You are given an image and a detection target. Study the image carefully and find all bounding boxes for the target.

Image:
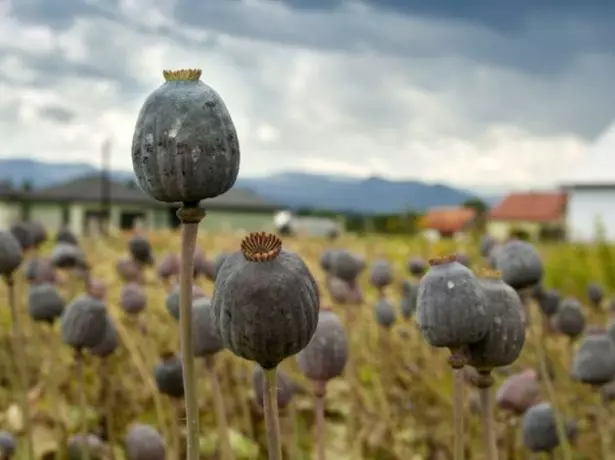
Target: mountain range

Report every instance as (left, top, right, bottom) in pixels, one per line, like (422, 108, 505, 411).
(0, 158, 503, 214)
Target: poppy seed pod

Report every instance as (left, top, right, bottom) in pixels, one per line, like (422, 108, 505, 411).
(495, 240, 543, 290)
(407, 257, 427, 278)
(60, 294, 108, 350)
(479, 234, 497, 258)
(88, 278, 106, 301)
(455, 252, 471, 268)
(467, 271, 526, 371)
(0, 231, 23, 278)
(131, 68, 240, 203)
(154, 353, 184, 399)
(192, 296, 224, 357)
(10, 222, 33, 251)
(554, 298, 586, 340)
(522, 402, 574, 453)
(67, 434, 105, 459)
(120, 283, 147, 315)
(27, 221, 47, 248)
(369, 259, 393, 290)
(28, 283, 65, 323)
(487, 244, 501, 269)
(165, 283, 205, 320)
(89, 314, 119, 358)
(0, 431, 16, 458)
(128, 235, 154, 266)
(297, 308, 348, 382)
(24, 257, 56, 285)
(253, 365, 295, 410)
(538, 289, 560, 317)
(586, 282, 604, 308)
(495, 369, 540, 415)
(56, 227, 79, 246)
(50, 242, 85, 269)
(213, 252, 230, 279)
(416, 255, 489, 354)
(212, 232, 320, 369)
(124, 423, 166, 460)
(116, 256, 144, 284)
(329, 250, 364, 283)
(400, 290, 417, 320)
(374, 298, 396, 328)
(326, 275, 352, 305)
(156, 253, 180, 280)
(571, 333, 615, 386)
(320, 249, 338, 273)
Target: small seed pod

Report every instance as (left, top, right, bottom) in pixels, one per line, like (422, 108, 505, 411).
(213, 252, 230, 279)
(10, 222, 33, 251)
(495, 369, 540, 415)
(586, 282, 604, 309)
(531, 283, 545, 300)
(56, 227, 79, 246)
(28, 283, 65, 324)
(487, 244, 501, 269)
(494, 240, 543, 290)
(201, 257, 218, 282)
(67, 434, 105, 459)
(479, 234, 497, 258)
(320, 249, 339, 273)
(116, 256, 144, 283)
(400, 283, 418, 320)
(374, 297, 396, 328)
(416, 255, 489, 353)
(455, 252, 471, 268)
(297, 308, 348, 382)
(192, 296, 224, 357)
(128, 235, 154, 266)
(467, 271, 525, 370)
(0, 431, 16, 459)
(165, 283, 205, 320)
(154, 353, 184, 399)
(369, 259, 393, 290)
(571, 333, 615, 386)
(60, 294, 108, 350)
(132, 68, 240, 203)
(538, 289, 560, 317)
(156, 253, 180, 281)
(212, 232, 320, 369)
(120, 283, 147, 315)
(407, 257, 427, 277)
(253, 365, 295, 410)
(0, 231, 23, 278)
(192, 249, 209, 278)
(522, 402, 574, 453)
(24, 257, 57, 285)
(326, 275, 352, 305)
(50, 242, 85, 269)
(88, 278, 106, 301)
(27, 221, 47, 248)
(124, 423, 166, 460)
(89, 314, 119, 358)
(329, 250, 364, 283)
(553, 298, 586, 340)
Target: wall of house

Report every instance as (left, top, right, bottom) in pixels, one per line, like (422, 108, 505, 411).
(566, 188, 615, 242)
(487, 220, 542, 240)
(199, 210, 275, 233)
(66, 203, 169, 235)
(0, 201, 20, 228)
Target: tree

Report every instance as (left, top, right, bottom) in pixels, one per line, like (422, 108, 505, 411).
(462, 197, 488, 215)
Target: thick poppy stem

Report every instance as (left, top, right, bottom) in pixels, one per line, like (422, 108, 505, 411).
(448, 348, 467, 460)
(177, 205, 205, 460)
(205, 356, 235, 460)
(477, 371, 498, 460)
(263, 368, 283, 460)
(5, 276, 35, 460)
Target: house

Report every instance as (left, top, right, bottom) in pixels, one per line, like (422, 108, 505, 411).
(561, 122, 615, 242)
(419, 207, 477, 239)
(273, 211, 343, 238)
(0, 175, 280, 236)
(487, 191, 567, 241)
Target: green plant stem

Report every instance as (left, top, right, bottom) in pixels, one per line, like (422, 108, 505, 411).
(596, 392, 610, 460)
(452, 368, 465, 460)
(313, 380, 327, 460)
(263, 368, 283, 460)
(177, 205, 205, 460)
(5, 276, 35, 460)
(76, 349, 90, 460)
(479, 385, 498, 460)
(205, 356, 234, 460)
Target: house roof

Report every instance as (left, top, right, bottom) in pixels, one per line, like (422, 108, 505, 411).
(421, 207, 476, 234)
(0, 175, 280, 212)
(489, 191, 566, 222)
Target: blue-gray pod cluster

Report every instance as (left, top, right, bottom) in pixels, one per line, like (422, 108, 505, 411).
(554, 298, 586, 339)
(537, 289, 560, 317)
(10, 222, 33, 251)
(191, 296, 224, 357)
(407, 257, 427, 277)
(120, 283, 147, 316)
(495, 240, 543, 290)
(89, 315, 119, 358)
(328, 250, 364, 283)
(0, 231, 23, 277)
(165, 283, 204, 321)
(50, 242, 86, 270)
(572, 333, 615, 385)
(124, 423, 166, 460)
(154, 353, 184, 399)
(128, 235, 154, 266)
(56, 227, 79, 246)
(60, 294, 108, 350)
(522, 402, 577, 453)
(24, 257, 56, 285)
(374, 298, 396, 328)
(586, 282, 604, 308)
(369, 259, 393, 289)
(297, 309, 348, 382)
(28, 283, 65, 324)
(131, 69, 240, 204)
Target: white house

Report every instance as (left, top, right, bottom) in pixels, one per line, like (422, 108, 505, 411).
(562, 122, 615, 242)
(274, 210, 343, 238)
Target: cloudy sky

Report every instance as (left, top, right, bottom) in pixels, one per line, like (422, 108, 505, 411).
(1, 0, 614, 189)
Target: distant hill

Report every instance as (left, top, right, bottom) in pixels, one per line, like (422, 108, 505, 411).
(0, 158, 499, 214)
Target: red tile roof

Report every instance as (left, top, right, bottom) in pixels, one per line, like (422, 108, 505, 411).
(421, 207, 476, 234)
(489, 192, 566, 223)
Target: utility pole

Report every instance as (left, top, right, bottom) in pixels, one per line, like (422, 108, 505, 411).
(100, 137, 112, 236)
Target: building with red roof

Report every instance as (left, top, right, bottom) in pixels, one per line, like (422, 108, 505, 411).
(419, 207, 477, 238)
